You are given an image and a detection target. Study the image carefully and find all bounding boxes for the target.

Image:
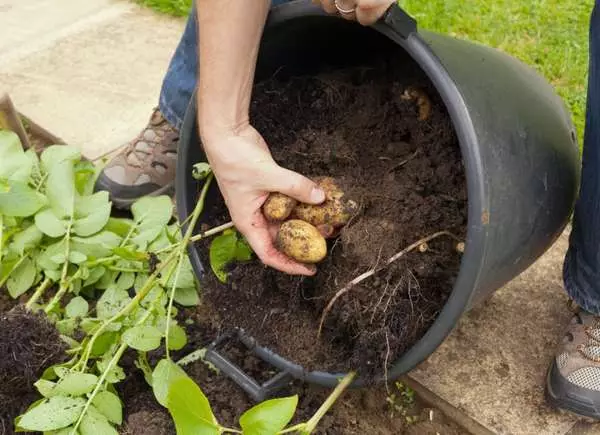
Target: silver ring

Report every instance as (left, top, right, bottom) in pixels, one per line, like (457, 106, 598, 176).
(334, 0, 356, 14)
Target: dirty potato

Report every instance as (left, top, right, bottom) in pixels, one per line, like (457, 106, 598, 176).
(314, 176, 344, 200)
(276, 220, 327, 263)
(292, 198, 358, 229)
(401, 86, 432, 121)
(263, 193, 297, 221)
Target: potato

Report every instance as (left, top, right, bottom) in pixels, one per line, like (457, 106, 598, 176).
(263, 193, 297, 221)
(276, 220, 327, 263)
(292, 198, 358, 229)
(314, 176, 344, 200)
(401, 86, 432, 121)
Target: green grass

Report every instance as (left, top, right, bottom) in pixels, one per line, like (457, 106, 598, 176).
(402, 0, 592, 145)
(138, 0, 592, 144)
(136, 0, 191, 17)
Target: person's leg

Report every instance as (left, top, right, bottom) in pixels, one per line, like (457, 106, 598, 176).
(546, 0, 600, 419)
(96, 0, 292, 209)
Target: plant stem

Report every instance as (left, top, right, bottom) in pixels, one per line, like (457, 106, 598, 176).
(0, 214, 3, 266)
(71, 342, 128, 435)
(154, 221, 234, 255)
(300, 372, 356, 434)
(0, 255, 26, 288)
(107, 266, 147, 273)
(165, 253, 184, 359)
(77, 249, 179, 371)
(60, 222, 72, 286)
(25, 277, 51, 308)
(221, 428, 243, 434)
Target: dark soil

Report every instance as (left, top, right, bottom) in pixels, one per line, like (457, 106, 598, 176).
(197, 56, 467, 378)
(0, 300, 67, 434)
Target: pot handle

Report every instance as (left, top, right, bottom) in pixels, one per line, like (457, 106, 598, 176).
(382, 3, 418, 39)
(203, 330, 294, 402)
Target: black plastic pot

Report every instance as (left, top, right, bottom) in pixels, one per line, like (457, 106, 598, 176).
(176, 1, 580, 389)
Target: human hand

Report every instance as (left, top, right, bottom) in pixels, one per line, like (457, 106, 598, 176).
(313, 0, 396, 25)
(201, 124, 326, 276)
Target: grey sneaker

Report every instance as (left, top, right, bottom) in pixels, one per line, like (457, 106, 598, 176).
(546, 308, 600, 419)
(94, 108, 178, 209)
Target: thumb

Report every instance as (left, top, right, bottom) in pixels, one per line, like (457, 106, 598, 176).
(267, 166, 326, 205)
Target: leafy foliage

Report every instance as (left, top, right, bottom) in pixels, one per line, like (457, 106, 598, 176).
(2, 131, 353, 435)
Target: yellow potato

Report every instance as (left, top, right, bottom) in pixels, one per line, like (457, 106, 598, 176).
(314, 176, 344, 200)
(263, 193, 297, 221)
(292, 198, 358, 229)
(276, 220, 327, 264)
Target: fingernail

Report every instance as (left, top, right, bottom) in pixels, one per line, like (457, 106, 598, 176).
(311, 187, 325, 203)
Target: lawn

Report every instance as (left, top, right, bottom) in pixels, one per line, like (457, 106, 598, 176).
(139, 0, 593, 145)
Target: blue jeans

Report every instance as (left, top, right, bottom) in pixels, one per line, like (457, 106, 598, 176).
(160, 2, 600, 314)
(158, 0, 291, 130)
(564, 2, 600, 315)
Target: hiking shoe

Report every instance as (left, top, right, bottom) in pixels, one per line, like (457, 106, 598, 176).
(546, 308, 600, 419)
(94, 108, 179, 209)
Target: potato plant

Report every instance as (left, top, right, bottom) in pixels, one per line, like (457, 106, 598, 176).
(0, 131, 354, 434)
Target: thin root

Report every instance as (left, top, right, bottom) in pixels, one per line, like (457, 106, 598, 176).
(317, 230, 460, 338)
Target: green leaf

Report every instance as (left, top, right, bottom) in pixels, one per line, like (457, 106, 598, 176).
(122, 325, 162, 351)
(239, 396, 298, 435)
(56, 318, 77, 335)
(37, 239, 65, 271)
(0, 130, 32, 182)
(10, 223, 43, 255)
(65, 296, 88, 318)
(83, 266, 105, 287)
(40, 145, 81, 172)
(168, 324, 187, 351)
(54, 372, 98, 396)
(191, 162, 212, 180)
(0, 180, 47, 217)
(92, 391, 122, 425)
(96, 357, 126, 384)
(104, 217, 132, 238)
(72, 231, 122, 259)
(46, 159, 75, 219)
(115, 271, 135, 291)
(91, 331, 119, 357)
(18, 396, 86, 431)
(113, 246, 149, 261)
(73, 191, 111, 236)
(34, 208, 67, 237)
(7, 257, 36, 298)
(162, 256, 196, 289)
(167, 377, 219, 435)
(45, 426, 77, 435)
(34, 379, 57, 398)
(69, 251, 87, 264)
(131, 196, 173, 248)
(151, 358, 188, 407)
(209, 230, 253, 283)
(74, 160, 101, 196)
(173, 287, 199, 307)
(97, 286, 131, 319)
(80, 404, 118, 435)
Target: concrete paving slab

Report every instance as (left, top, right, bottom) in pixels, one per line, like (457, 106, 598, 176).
(411, 230, 600, 434)
(0, 0, 184, 159)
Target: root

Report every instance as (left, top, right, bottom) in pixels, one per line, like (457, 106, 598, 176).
(317, 230, 461, 338)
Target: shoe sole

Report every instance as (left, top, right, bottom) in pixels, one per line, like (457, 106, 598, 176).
(105, 182, 175, 210)
(545, 360, 600, 419)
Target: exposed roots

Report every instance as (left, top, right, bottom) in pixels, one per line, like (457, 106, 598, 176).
(317, 231, 461, 338)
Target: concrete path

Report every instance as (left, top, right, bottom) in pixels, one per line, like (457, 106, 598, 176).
(1, 1, 599, 433)
(411, 230, 600, 434)
(0, 0, 184, 160)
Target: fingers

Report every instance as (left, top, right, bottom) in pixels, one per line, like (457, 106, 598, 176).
(240, 211, 317, 276)
(314, 0, 394, 25)
(265, 166, 326, 205)
(355, 0, 395, 25)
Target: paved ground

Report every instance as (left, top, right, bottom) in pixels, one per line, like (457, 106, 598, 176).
(1, 1, 599, 433)
(0, 0, 184, 160)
